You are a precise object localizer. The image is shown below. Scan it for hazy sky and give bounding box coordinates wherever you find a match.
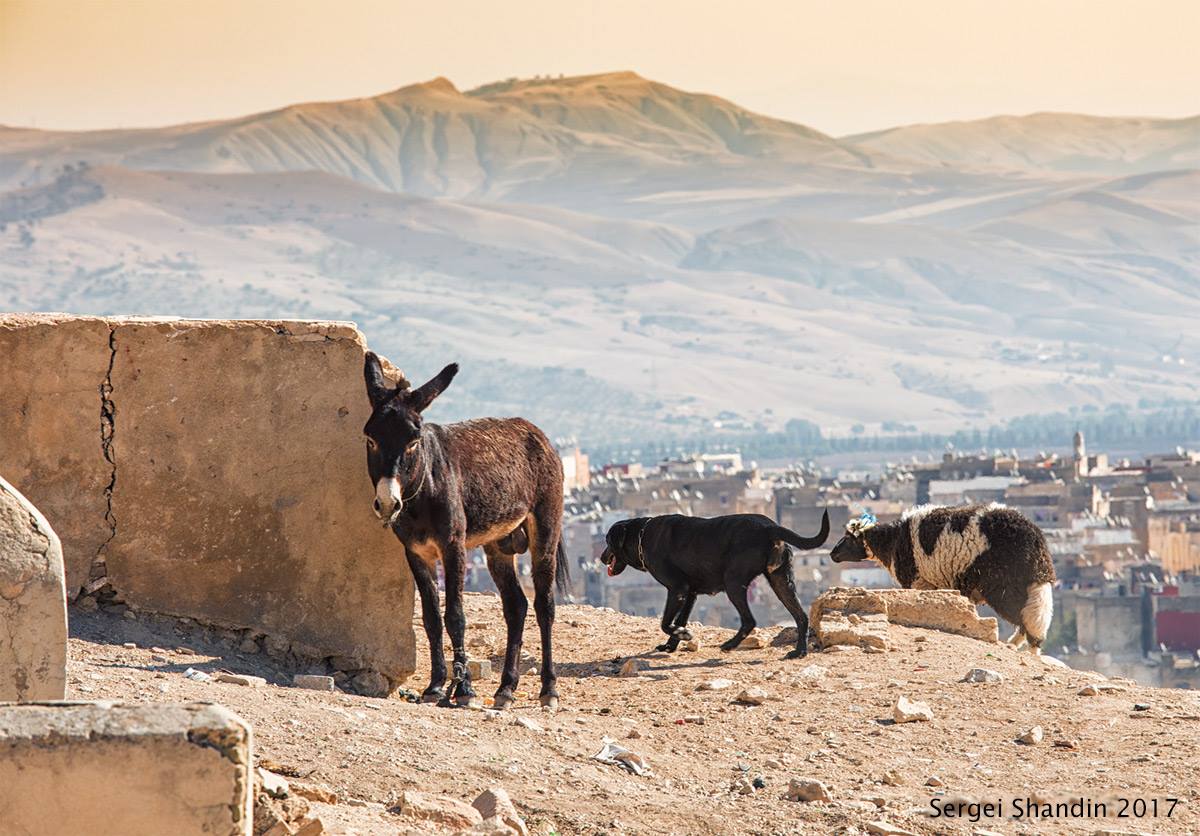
[2,0,1197,136]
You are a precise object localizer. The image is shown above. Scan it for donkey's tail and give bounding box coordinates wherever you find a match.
[770,509,830,550]
[555,538,571,596]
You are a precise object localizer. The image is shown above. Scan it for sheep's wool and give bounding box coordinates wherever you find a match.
[906,505,988,589]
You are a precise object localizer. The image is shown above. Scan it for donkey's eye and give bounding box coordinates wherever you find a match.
[405,440,419,454]
[365,437,378,451]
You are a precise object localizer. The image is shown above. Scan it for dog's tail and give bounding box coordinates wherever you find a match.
[554,538,571,597]
[770,509,830,550]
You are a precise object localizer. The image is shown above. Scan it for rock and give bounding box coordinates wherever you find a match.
[925,776,944,787]
[961,668,1004,684]
[865,822,918,836]
[618,658,648,677]
[698,678,736,691]
[216,673,266,688]
[293,674,335,692]
[291,782,338,804]
[811,587,999,650]
[1133,703,1150,711]
[626,728,642,739]
[512,716,544,733]
[1040,654,1070,669]
[468,659,491,680]
[879,770,903,787]
[459,816,521,835]
[238,637,261,654]
[735,687,770,706]
[0,476,68,701]
[351,670,391,698]
[293,819,324,836]
[786,778,831,802]
[682,715,705,725]
[396,791,482,830]
[765,758,784,769]
[681,638,701,652]
[732,775,756,795]
[256,766,291,798]
[1053,738,1078,750]
[892,696,933,723]
[796,664,829,682]
[1077,684,1101,696]
[471,787,527,836]
[1017,725,1044,745]
[738,633,767,649]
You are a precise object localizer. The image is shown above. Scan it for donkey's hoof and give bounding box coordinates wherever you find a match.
[420,687,446,704]
[454,693,481,709]
[492,692,516,711]
[539,693,559,711]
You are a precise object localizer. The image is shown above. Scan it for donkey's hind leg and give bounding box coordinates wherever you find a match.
[484,543,527,710]
[528,511,562,710]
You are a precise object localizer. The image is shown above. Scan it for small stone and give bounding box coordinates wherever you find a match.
[735,687,770,705]
[468,659,492,680]
[512,716,544,733]
[681,638,701,652]
[892,695,933,723]
[879,770,903,787]
[256,766,290,798]
[216,672,266,687]
[396,790,482,829]
[1017,725,1044,745]
[122,642,136,649]
[627,728,642,739]
[925,776,944,787]
[865,823,918,836]
[293,674,335,692]
[1133,703,1150,711]
[698,678,736,691]
[291,782,338,804]
[122,610,136,621]
[1053,738,1078,750]
[351,670,391,697]
[683,715,705,724]
[1077,684,1100,696]
[293,819,325,836]
[786,777,831,802]
[239,637,260,654]
[471,787,527,836]
[76,596,99,612]
[961,668,1004,684]
[618,658,648,677]
[732,775,756,795]
[765,758,784,769]
[738,633,766,649]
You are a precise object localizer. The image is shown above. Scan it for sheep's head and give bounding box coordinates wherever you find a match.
[829,511,876,563]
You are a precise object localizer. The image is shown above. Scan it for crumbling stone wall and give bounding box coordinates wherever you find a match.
[0,315,414,685]
[0,702,253,835]
[0,474,67,701]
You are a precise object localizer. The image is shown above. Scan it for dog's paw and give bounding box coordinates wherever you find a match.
[785,647,808,660]
[719,639,741,652]
[654,642,677,653]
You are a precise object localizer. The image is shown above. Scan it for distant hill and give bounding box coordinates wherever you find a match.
[1,74,1197,444]
[843,112,1200,175]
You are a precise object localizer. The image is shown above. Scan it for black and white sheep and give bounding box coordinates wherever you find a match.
[829,503,1056,651]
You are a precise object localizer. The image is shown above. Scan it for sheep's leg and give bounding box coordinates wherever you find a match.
[1007,626,1028,648]
[911,577,938,590]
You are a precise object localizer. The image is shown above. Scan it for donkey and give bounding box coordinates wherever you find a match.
[362,352,568,709]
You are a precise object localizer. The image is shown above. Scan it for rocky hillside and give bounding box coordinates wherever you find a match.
[2,74,1198,440]
[69,592,1199,835]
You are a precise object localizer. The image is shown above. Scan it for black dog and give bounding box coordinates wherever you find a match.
[601,511,830,657]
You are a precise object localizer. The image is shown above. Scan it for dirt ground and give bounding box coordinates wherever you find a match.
[67,594,1200,836]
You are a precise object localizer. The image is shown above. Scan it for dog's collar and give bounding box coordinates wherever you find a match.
[632,524,649,571]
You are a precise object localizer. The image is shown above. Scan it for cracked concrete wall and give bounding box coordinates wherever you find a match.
[0,315,415,683]
[0,474,68,701]
[0,702,252,835]
[0,315,114,594]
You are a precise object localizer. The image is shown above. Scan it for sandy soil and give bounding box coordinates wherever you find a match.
[67,594,1200,835]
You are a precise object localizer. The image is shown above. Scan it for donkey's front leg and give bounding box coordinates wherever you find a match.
[407,553,447,703]
[441,537,477,707]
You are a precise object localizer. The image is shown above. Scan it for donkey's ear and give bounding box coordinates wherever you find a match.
[364,351,392,406]
[409,362,459,413]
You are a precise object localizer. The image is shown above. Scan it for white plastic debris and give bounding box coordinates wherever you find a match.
[184,667,212,682]
[592,740,652,775]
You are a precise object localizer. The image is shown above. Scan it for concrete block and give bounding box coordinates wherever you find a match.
[0,702,252,835]
[0,474,67,700]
